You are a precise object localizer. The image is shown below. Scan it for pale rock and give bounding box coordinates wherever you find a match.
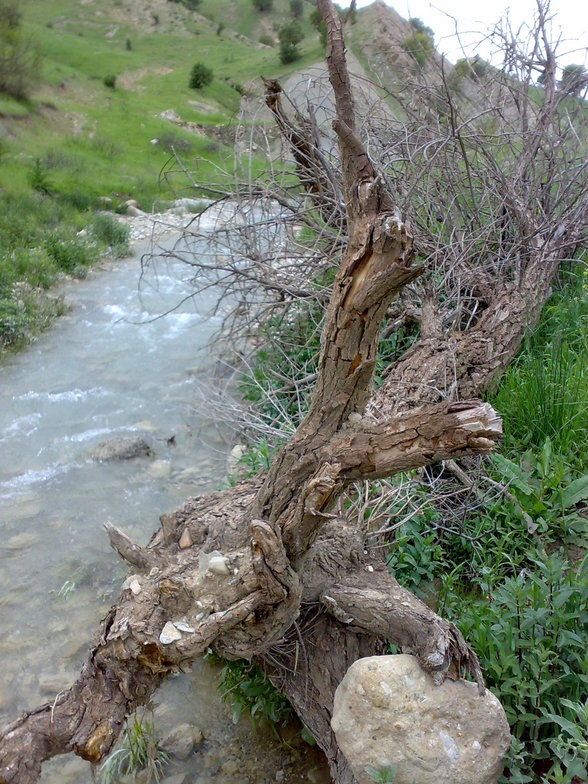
[208,555,230,575]
[159,622,182,645]
[129,579,141,595]
[161,722,204,760]
[227,443,246,474]
[6,532,37,551]
[178,528,192,549]
[148,459,171,479]
[160,108,181,123]
[331,654,510,784]
[150,138,160,145]
[92,436,152,462]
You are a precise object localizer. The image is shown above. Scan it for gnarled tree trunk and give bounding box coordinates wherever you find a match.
[2,1,575,781]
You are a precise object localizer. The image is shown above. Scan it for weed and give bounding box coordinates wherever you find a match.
[212,654,292,732]
[28,158,53,195]
[103,74,117,89]
[365,765,398,783]
[99,712,169,784]
[56,579,76,599]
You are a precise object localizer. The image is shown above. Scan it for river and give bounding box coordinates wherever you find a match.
[0,229,328,784]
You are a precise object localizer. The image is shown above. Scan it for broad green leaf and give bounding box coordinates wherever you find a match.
[561,474,588,509]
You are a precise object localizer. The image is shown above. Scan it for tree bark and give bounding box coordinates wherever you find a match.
[2,1,566,782]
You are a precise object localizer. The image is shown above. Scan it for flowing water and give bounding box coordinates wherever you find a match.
[0,233,328,784]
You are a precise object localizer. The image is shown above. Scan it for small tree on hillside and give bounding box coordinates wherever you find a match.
[0,0,40,100]
[189,62,213,89]
[278,20,304,64]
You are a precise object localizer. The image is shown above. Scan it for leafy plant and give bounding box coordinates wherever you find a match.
[443,552,588,783]
[214,656,292,732]
[491,440,588,543]
[103,74,116,89]
[99,712,169,784]
[45,233,97,276]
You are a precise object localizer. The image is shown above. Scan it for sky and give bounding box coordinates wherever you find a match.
[352,0,588,69]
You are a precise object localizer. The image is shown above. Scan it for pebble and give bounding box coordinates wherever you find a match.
[129,578,141,595]
[208,555,230,576]
[148,459,172,479]
[160,622,182,645]
[179,528,192,549]
[5,533,37,551]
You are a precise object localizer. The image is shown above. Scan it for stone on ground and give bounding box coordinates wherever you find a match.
[331,654,510,784]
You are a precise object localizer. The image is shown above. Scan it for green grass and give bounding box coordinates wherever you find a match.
[0,0,324,352]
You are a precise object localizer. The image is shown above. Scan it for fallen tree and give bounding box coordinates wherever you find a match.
[1,1,585,782]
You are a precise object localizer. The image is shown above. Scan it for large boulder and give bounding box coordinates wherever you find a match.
[92,436,152,462]
[331,654,510,784]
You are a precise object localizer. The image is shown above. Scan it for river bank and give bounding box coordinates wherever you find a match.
[0,225,329,783]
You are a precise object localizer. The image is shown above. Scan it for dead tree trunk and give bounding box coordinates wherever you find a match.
[0,3,522,782]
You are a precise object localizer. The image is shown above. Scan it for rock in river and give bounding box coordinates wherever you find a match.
[331,654,510,784]
[92,436,152,462]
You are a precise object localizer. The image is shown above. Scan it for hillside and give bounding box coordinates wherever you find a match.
[0,0,473,351]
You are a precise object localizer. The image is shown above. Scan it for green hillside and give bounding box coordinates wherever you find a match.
[0,0,324,208]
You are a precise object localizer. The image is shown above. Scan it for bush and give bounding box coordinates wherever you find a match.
[103,74,116,89]
[252,0,272,11]
[401,31,434,68]
[0,0,41,100]
[278,20,304,64]
[259,33,274,46]
[45,233,97,275]
[454,55,488,82]
[289,0,303,18]
[92,214,130,257]
[189,61,213,89]
[409,17,434,37]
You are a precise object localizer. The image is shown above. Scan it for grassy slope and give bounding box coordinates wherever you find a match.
[1,0,323,206]
[0,0,325,352]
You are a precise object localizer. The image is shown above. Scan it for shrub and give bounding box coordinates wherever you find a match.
[289,0,303,18]
[454,55,488,82]
[310,8,327,47]
[259,33,274,46]
[401,31,434,68]
[103,74,116,89]
[125,37,132,51]
[278,20,304,64]
[189,61,213,89]
[92,214,130,257]
[0,0,41,100]
[409,17,434,37]
[252,0,272,11]
[45,233,96,275]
